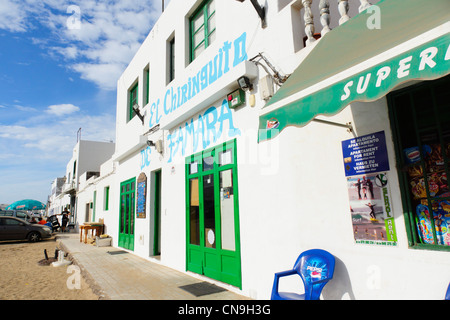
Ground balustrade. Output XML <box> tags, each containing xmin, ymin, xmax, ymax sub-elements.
<box><xmin>302</xmin><ymin>0</ymin><xmax>372</xmax><ymax>46</ymax></box>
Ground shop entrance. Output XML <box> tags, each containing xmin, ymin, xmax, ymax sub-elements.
<box><xmin>389</xmin><ymin>75</ymin><xmax>450</xmax><ymax>250</ymax></box>
<box><xmin>186</xmin><ymin>140</ymin><xmax>242</xmax><ymax>288</ymax></box>
<box><xmin>119</xmin><ymin>177</ymin><xmax>136</xmax><ymax>251</ymax></box>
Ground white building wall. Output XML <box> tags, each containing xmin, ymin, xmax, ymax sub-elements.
<box><xmin>108</xmin><ymin>0</ymin><xmax>450</xmax><ymax>300</ymax></box>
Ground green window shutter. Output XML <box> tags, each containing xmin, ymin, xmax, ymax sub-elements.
<box><xmin>105</xmin><ymin>186</ymin><xmax>110</xmax><ymax>211</ymax></box>
<box><xmin>190</xmin><ymin>0</ymin><xmax>215</xmax><ymax>62</ymax></box>
<box><xmin>145</xmin><ymin>68</ymin><xmax>150</xmax><ymax>105</ymax></box>
<box><xmin>129</xmin><ymin>83</ymin><xmax>138</xmax><ymax>121</ymax></box>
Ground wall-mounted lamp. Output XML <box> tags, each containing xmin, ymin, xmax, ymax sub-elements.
<box><xmin>237</xmin><ymin>76</ymin><xmax>253</xmax><ymax>91</ymax></box>
<box><xmin>132</xmin><ymin>103</ymin><xmax>145</xmax><ymax>125</ymax></box>
<box><xmin>147</xmin><ymin>139</ymin><xmax>164</xmax><ymax>154</ymax></box>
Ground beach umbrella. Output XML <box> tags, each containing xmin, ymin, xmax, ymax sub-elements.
<box><xmin>6</xmin><ymin>199</ymin><xmax>46</xmax><ymax>211</ymax></box>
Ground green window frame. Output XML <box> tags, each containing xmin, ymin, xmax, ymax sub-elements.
<box><xmin>185</xmin><ymin>139</ymin><xmax>242</xmax><ymax>288</ymax></box>
<box><xmin>93</xmin><ymin>190</ymin><xmax>97</xmax><ymax>221</ymax></box>
<box><xmin>190</xmin><ymin>0</ymin><xmax>216</xmax><ymax>62</ymax></box>
<box><xmin>129</xmin><ymin>82</ymin><xmax>138</xmax><ymax>121</ymax></box>
<box><xmin>168</xmin><ymin>36</ymin><xmax>175</xmax><ymax>83</ymax></box>
<box><xmin>104</xmin><ymin>186</ymin><xmax>110</xmax><ymax>211</ymax></box>
<box><xmin>119</xmin><ymin>177</ymin><xmax>136</xmax><ymax>251</ymax></box>
<box><xmin>388</xmin><ymin>75</ymin><xmax>450</xmax><ymax>252</ymax></box>
<box><xmin>145</xmin><ymin>67</ymin><xmax>150</xmax><ymax>106</ymax></box>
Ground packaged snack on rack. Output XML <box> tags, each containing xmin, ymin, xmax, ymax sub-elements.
<box><xmin>416</xmin><ymin>204</ymin><xmax>434</xmax><ymax>244</ymax></box>
<box><xmin>433</xmin><ymin>200</ymin><xmax>450</xmax><ymax>246</ymax></box>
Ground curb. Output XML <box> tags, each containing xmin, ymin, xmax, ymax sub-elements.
<box><xmin>57</xmin><ymin>238</ymin><xmax>110</xmax><ymax>300</ymax></box>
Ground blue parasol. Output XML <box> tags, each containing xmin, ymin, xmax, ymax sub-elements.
<box><xmin>6</xmin><ymin>199</ymin><xmax>46</xmax><ymax>211</ymax></box>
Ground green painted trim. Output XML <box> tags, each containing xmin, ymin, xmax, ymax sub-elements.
<box><xmin>185</xmin><ymin>139</ymin><xmax>242</xmax><ymax>288</ymax></box>
<box><xmin>189</xmin><ymin>0</ymin><xmax>215</xmax><ymax>62</ymax></box>
<box><xmin>387</xmin><ymin>75</ymin><xmax>450</xmax><ymax>251</ymax></box>
<box><xmin>93</xmin><ymin>190</ymin><xmax>96</xmax><ymax>222</ymax></box>
<box><xmin>145</xmin><ymin>67</ymin><xmax>150</xmax><ymax>105</ymax></box>
<box><xmin>129</xmin><ymin>82</ymin><xmax>138</xmax><ymax>121</ymax></box>
<box><xmin>259</xmin><ymin>29</ymin><xmax>450</xmax><ymax>142</ymax></box>
<box><xmin>153</xmin><ymin>170</ymin><xmax>161</xmax><ymax>256</ymax></box>
<box><xmin>104</xmin><ymin>186</ymin><xmax>110</xmax><ymax>211</ymax></box>
<box><xmin>119</xmin><ymin>177</ymin><xmax>136</xmax><ymax>251</ymax></box>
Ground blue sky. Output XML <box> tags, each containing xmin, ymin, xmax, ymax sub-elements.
<box><xmin>0</xmin><ymin>0</ymin><xmax>168</xmax><ymax>205</ymax></box>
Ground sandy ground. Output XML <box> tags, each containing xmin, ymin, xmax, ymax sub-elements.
<box><xmin>0</xmin><ymin>237</ymin><xmax>99</xmax><ymax>300</ymax></box>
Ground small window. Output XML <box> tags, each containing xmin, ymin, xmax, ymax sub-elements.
<box><xmin>190</xmin><ymin>0</ymin><xmax>216</xmax><ymax>61</ymax></box>
<box><xmin>168</xmin><ymin>36</ymin><xmax>175</xmax><ymax>83</ymax></box>
<box><xmin>5</xmin><ymin>218</ymin><xmax>21</xmax><ymax>226</ymax></box>
<box><xmin>104</xmin><ymin>186</ymin><xmax>110</xmax><ymax>211</ymax></box>
<box><xmin>129</xmin><ymin>82</ymin><xmax>139</xmax><ymax>121</ymax></box>
<box><xmin>144</xmin><ymin>66</ymin><xmax>150</xmax><ymax>106</ymax></box>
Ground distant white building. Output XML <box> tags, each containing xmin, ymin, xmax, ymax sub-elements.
<box><xmin>48</xmin><ymin>140</ymin><xmax>115</xmax><ymax>226</ymax></box>
<box><xmin>75</xmin><ymin>158</ymin><xmax>116</xmax><ymax>235</ymax></box>
<box><xmin>63</xmin><ymin>0</ymin><xmax>450</xmax><ymax>300</ymax></box>
<box><xmin>47</xmin><ymin>177</ymin><xmax>65</xmax><ymax>216</ymax></box>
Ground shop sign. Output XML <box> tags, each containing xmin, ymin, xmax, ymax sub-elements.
<box><xmin>259</xmin><ymin>34</ymin><xmax>450</xmax><ymax>142</ymax></box>
<box><xmin>166</xmin><ymin>99</ymin><xmax>241</xmax><ymax>163</ymax></box>
<box><xmin>342</xmin><ymin>131</ymin><xmax>398</xmax><ymax>246</ymax></box>
<box><xmin>340</xmin><ymin>37</ymin><xmax>450</xmax><ymax>103</ymax></box>
<box><xmin>140</xmin><ymin>146</ymin><xmax>152</xmax><ymax>170</ymax></box>
<box><xmin>148</xmin><ymin>32</ymin><xmax>248</xmax><ymax>128</ymax></box>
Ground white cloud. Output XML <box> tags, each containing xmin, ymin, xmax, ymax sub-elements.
<box><xmin>15</xmin><ymin>105</ymin><xmax>37</xmax><ymax>112</ymax></box>
<box><xmin>72</xmin><ymin>62</ymin><xmax>123</xmax><ymax>91</ymax></box>
<box><xmin>0</xmin><ymin>111</ymin><xmax>115</xmax><ymax>161</ymax></box>
<box><xmin>0</xmin><ymin>0</ymin><xmax>164</xmax><ymax>91</ymax></box>
<box><xmin>46</xmin><ymin>104</ymin><xmax>80</xmax><ymax>116</ymax></box>
<box><xmin>0</xmin><ymin>0</ymin><xmax>28</xmax><ymax>32</ymax></box>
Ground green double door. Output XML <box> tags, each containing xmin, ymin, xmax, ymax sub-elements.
<box><xmin>119</xmin><ymin>178</ymin><xmax>135</xmax><ymax>251</ymax></box>
<box><xmin>186</xmin><ymin>140</ymin><xmax>242</xmax><ymax>288</ymax></box>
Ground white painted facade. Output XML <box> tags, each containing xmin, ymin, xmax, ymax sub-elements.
<box><xmin>76</xmin><ymin>158</ymin><xmax>116</xmax><ymax>235</ymax></box>
<box><xmin>48</xmin><ymin>140</ymin><xmax>115</xmax><ymax>225</ymax></box>
<box><xmin>68</xmin><ymin>0</ymin><xmax>450</xmax><ymax>300</ymax></box>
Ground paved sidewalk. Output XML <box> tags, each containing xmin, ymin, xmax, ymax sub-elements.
<box><xmin>56</xmin><ymin>232</ymin><xmax>249</xmax><ymax>300</ymax></box>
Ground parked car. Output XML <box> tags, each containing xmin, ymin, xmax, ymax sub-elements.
<box><xmin>0</xmin><ymin>216</ymin><xmax>52</xmax><ymax>242</ymax></box>
<box><xmin>0</xmin><ymin>209</ymin><xmax>33</xmax><ymax>222</ymax></box>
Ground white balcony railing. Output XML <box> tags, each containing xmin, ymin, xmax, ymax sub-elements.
<box><xmin>302</xmin><ymin>0</ymin><xmax>372</xmax><ymax>46</ymax></box>
<box><xmin>62</xmin><ymin>181</ymin><xmax>77</xmax><ymax>194</ymax></box>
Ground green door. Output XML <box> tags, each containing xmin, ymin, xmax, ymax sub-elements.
<box><xmin>119</xmin><ymin>178</ymin><xmax>136</xmax><ymax>251</ymax></box>
<box><xmin>186</xmin><ymin>140</ymin><xmax>242</xmax><ymax>288</ymax></box>
<box><xmin>153</xmin><ymin>170</ymin><xmax>162</xmax><ymax>256</ymax></box>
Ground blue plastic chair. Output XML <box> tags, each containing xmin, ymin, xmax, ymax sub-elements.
<box><xmin>445</xmin><ymin>283</ymin><xmax>450</xmax><ymax>300</ymax></box>
<box><xmin>271</xmin><ymin>249</ymin><xmax>335</xmax><ymax>300</ymax></box>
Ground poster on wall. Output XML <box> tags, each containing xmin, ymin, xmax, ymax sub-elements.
<box><xmin>342</xmin><ymin>132</ymin><xmax>398</xmax><ymax>246</ymax></box>
<box><xmin>342</xmin><ymin>131</ymin><xmax>390</xmax><ymax>177</ymax></box>
<box><xmin>346</xmin><ymin>173</ymin><xmax>397</xmax><ymax>246</ymax></box>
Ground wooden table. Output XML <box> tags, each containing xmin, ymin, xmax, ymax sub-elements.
<box><xmin>80</xmin><ymin>224</ymin><xmax>104</xmax><ymax>243</ymax></box>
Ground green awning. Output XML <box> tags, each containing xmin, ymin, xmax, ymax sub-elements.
<box><xmin>258</xmin><ymin>0</ymin><xmax>450</xmax><ymax>142</ymax></box>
